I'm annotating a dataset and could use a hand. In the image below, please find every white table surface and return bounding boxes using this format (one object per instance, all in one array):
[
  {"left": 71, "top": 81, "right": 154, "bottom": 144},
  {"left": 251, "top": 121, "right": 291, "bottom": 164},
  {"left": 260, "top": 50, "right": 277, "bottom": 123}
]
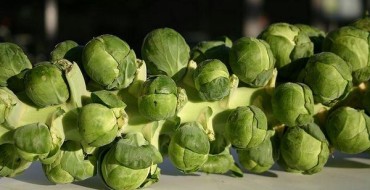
[{"left": 1, "top": 152, "right": 369, "bottom": 190}]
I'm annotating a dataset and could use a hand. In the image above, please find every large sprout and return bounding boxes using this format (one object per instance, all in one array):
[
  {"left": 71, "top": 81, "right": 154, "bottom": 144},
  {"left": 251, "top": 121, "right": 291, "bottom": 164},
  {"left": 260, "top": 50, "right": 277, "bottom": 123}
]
[
  {"left": 50, "top": 40, "right": 83, "bottom": 64},
  {"left": 272, "top": 82, "right": 314, "bottom": 127},
  {"left": 193, "top": 59, "right": 231, "bottom": 101},
  {"left": 279, "top": 123, "right": 330, "bottom": 174},
  {"left": 351, "top": 15, "right": 370, "bottom": 31},
  {"left": 0, "top": 143, "right": 32, "bottom": 177},
  {"left": 229, "top": 37, "right": 275, "bottom": 87},
  {"left": 325, "top": 107, "right": 370, "bottom": 154},
  {"left": 168, "top": 122, "right": 210, "bottom": 173},
  {"left": 225, "top": 106, "right": 271, "bottom": 149},
  {"left": 295, "top": 24, "right": 326, "bottom": 53},
  {"left": 43, "top": 141, "right": 97, "bottom": 184},
  {"left": 138, "top": 75, "right": 179, "bottom": 121},
  {"left": 24, "top": 62, "right": 70, "bottom": 107},
  {"left": 298, "top": 52, "right": 352, "bottom": 106},
  {"left": 141, "top": 28, "right": 190, "bottom": 81},
  {"left": 237, "top": 135, "right": 276, "bottom": 173},
  {"left": 82, "top": 34, "right": 137, "bottom": 89},
  {"left": 323, "top": 26, "right": 369, "bottom": 83},
  {"left": 258, "top": 23, "right": 314, "bottom": 78},
  {"left": 100, "top": 132, "right": 162, "bottom": 190},
  {"left": 0, "top": 43, "right": 32, "bottom": 87}
]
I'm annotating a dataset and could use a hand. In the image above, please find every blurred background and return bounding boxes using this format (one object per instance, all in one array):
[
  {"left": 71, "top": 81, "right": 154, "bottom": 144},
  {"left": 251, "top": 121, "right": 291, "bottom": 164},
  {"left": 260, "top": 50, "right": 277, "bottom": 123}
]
[{"left": 0, "top": 0, "right": 369, "bottom": 63}]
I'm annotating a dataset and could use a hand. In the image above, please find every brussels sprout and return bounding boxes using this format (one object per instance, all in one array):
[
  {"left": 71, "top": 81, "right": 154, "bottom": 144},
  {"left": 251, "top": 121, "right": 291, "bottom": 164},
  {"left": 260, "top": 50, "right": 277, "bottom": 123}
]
[
  {"left": 13, "top": 123, "right": 53, "bottom": 161},
  {"left": 51, "top": 40, "right": 83, "bottom": 64},
  {"left": 295, "top": 24, "right": 326, "bottom": 53},
  {"left": 258, "top": 23, "right": 314, "bottom": 78},
  {"left": 142, "top": 28, "right": 190, "bottom": 81},
  {"left": 193, "top": 59, "right": 230, "bottom": 101},
  {"left": 0, "top": 143, "right": 32, "bottom": 177},
  {"left": 138, "top": 75, "right": 178, "bottom": 121},
  {"left": 168, "top": 122, "right": 210, "bottom": 173},
  {"left": 24, "top": 62, "right": 70, "bottom": 107},
  {"left": 298, "top": 52, "right": 352, "bottom": 106},
  {"left": 82, "top": 34, "right": 137, "bottom": 89},
  {"left": 101, "top": 133, "right": 162, "bottom": 190},
  {"left": 325, "top": 107, "right": 370, "bottom": 154},
  {"left": 191, "top": 36, "right": 232, "bottom": 65},
  {"left": 0, "top": 87, "right": 17, "bottom": 125},
  {"left": 225, "top": 106, "right": 271, "bottom": 149},
  {"left": 237, "top": 135, "right": 276, "bottom": 173},
  {"left": 323, "top": 26, "right": 369, "bottom": 83},
  {"left": 229, "top": 37, "right": 275, "bottom": 87},
  {"left": 0, "top": 43, "right": 32, "bottom": 86},
  {"left": 272, "top": 82, "right": 314, "bottom": 127},
  {"left": 351, "top": 15, "right": 370, "bottom": 32},
  {"left": 78, "top": 103, "right": 126, "bottom": 147},
  {"left": 279, "top": 123, "right": 330, "bottom": 174},
  {"left": 43, "top": 141, "right": 97, "bottom": 184}
]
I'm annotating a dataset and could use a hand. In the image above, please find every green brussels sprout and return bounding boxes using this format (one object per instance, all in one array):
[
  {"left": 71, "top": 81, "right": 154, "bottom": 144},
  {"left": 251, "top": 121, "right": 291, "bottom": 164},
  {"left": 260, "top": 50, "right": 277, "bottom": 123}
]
[
  {"left": 229, "top": 37, "right": 275, "bottom": 87},
  {"left": 191, "top": 36, "right": 232, "bottom": 65},
  {"left": 225, "top": 106, "right": 271, "bottom": 149},
  {"left": 138, "top": 75, "right": 178, "bottom": 121},
  {"left": 0, "top": 87, "right": 17, "bottom": 125},
  {"left": 51, "top": 40, "right": 83, "bottom": 64},
  {"left": 325, "top": 107, "right": 370, "bottom": 154},
  {"left": 279, "top": 123, "right": 330, "bottom": 174},
  {"left": 237, "top": 135, "right": 276, "bottom": 173},
  {"left": 323, "top": 26, "right": 369, "bottom": 83},
  {"left": 13, "top": 123, "right": 53, "bottom": 161},
  {"left": 0, "top": 42, "right": 32, "bottom": 86},
  {"left": 193, "top": 59, "right": 230, "bottom": 101},
  {"left": 0, "top": 143, "right": 31, "bottom": 177},
  {"left": 142, "top": 28, "right": 190, "bottom": 81},
  {"left": 168, "top": 122, "right": 210, "bottom": 173},
  {"left": 43, "top": 141, "right": 97, "bottom": 184},
  {"left": 78, "top": 102, "right": 126, "bottom": 147},
  {"left": 272, "top": 82, "right": 314, "bottom": 127},
  {"left": 82, "top": 34, "right": 137, "bottom": 89},
  {"left": 258, "top": 23, "right": 314, "bottom": 78},
  {"left": 24, "top": 62, "right": 70, "bottom": 107},
  {"left": 351, "top": 15, "right": 370, "bottom": 32},
  {"left": 298, "top": 52, "right": 352, "bottom": 106},
  {"left": 101, "top": 133, "right": 162, "bottom": 190},
  {"left": 295, "top": 24, "right": 326, "bottom": 53}
]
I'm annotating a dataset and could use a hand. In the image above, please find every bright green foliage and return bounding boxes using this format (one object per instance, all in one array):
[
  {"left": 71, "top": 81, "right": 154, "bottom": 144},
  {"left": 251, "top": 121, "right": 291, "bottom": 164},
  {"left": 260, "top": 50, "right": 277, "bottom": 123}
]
[
  {"left": 299, "top": 52, "right": 352, "bottom": 106},
  {"left": 272, "top": 82, "right": 314, "bottom": 127},
  {"left": 82, "top": 34, "right": 137, "bottom": 89},
  {"left": 0, "top": 43, "right": 32, "bottom": 86},
  {"left": 141, "top": 28, "right": 190, "bottom": 81},
  {"left": 325, "top": 107, "right": 370, "bottom": 154},
  {"left": 279, "top": 123, "right": 330, "bottom": 174}
]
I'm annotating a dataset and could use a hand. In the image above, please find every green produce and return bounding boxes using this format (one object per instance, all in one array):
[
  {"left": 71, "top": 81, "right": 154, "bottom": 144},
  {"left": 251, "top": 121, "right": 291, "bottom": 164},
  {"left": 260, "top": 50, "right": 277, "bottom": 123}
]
[
  {"left": 43, "top": 140, "right": 97, "bottom": 184},
  {"left": 100, "top": 132, "right": 162, "bottom": 190},
  {"left": 0, "top": 143, "right": 31, "bottom": 177},
  {"left": 51, "top": 40, "right": 83, "bottom": 64},
  {"left": 193, "top": 59, "right": 231, "bottom": 101},
  {"left": 24, "top": 62, "right": 70, "bottom": 107},
  {"left": 168, "top": 122, "right": 210, "bottom": 173},
  {"left": 272, "top": 82, "right": 314, "bottom": 127},
  {"left": 82, "top": 34, "right": 137, "bottom": 89},
  {"left": 323, "top": 26, "right": 369, "bottom": 83},
  {"left": 351, "top": 14, "right": 370, "bottom": 31},
  {"left": 191, "top": 36, "right": 232, "bottom": 65},
  {"left": 142, "top": 28, "right": 190, "bottom": 81},
  {"left": 225, "top": 106, "right": 272, "bottom": 149},
  {"left": 325, "top": 107, "right": 370, "bottom": 154},
  {"left": 298, "top": 52, "right": 352, "bottom": 106},
  {"left": 258, "top": 23, "right": 314, "bottom": 78},
  {"left": 229, "top": 37, "right": 275, "bottom": 87},
  {"left": 0, "top": 43, "right": 32, "bottom": 87},
  {"left": 279, "top": 123, "right": 330, "bottom": 174},
  {"left": 295, "top": 24, "right": 326, "bottom": 53}
]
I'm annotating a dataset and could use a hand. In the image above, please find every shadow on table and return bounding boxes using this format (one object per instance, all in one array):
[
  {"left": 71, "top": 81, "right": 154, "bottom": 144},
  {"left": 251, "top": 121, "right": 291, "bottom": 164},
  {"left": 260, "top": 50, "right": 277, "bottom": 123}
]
[{"left": 325, "top": 152, "right": 370, "bottom": 168}]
